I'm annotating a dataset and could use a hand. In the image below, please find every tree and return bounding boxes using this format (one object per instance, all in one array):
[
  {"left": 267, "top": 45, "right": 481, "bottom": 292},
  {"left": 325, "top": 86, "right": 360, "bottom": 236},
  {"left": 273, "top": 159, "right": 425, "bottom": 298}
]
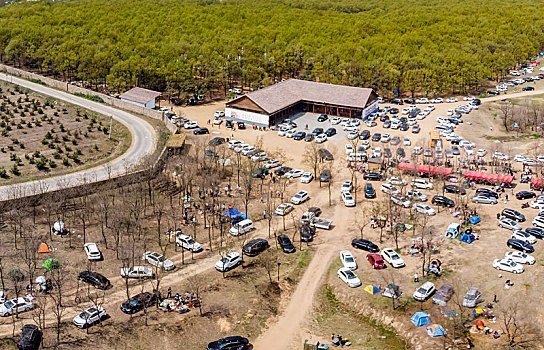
[
  {"left": 499, "top": 299, "right": 538, "bottom": 348},
  {"left": 500, "top": 100, "right": 514, "bottom": 132},
  {"left": 302, "top": 143, "right": 323, "bottom": 179}
]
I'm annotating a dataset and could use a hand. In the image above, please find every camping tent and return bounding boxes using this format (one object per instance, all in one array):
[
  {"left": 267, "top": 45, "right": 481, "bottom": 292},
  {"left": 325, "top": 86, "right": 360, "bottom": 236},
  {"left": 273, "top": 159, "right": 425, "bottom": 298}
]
[
  {"left": 223, "top": 208, "right": 248, "bottom": 220},
  {"left": 364, "top": 284, "right": 380, "bottom": 295},
  {"left": 381, "top": 284, "right": 402, "bottom": 299},
  {"left": 411, "top": 311, "right": 431, "bottom": 327},
  {"left": 469, "top": 216, "right": 481, "bottom": 224},
  {"left": 37, "top": 242, "right": 50, "bottom": 253},
  {"left": 426, "top": 324, "right": 446, "bottom": 337},
  {"left": 460, "top": 233, "right": 475, "bottom": 244},
  {"left": 42, "top": 258, "right": 62, "bottom": 272}
]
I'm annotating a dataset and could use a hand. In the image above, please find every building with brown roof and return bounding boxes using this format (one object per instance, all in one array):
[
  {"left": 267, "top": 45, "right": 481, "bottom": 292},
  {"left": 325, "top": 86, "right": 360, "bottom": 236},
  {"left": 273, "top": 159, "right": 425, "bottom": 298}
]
[
  {"left": 119, "top": 87, "right": 161, "bottom": 109},
  {"left": 226, "top": 79, "right": 378, "bottom": 127}
]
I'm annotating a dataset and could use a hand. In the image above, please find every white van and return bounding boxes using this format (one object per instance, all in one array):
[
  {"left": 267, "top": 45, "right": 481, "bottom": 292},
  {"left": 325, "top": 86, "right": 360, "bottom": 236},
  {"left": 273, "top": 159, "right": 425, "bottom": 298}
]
[{"left": 229, "top": 219, "right": 254, "bottom": 236}]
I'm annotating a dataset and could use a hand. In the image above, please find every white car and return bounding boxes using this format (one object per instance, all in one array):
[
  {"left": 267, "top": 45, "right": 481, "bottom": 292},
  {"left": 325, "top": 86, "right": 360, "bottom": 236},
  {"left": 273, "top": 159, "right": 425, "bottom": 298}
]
[
  {"left": 391, "top": 196, "right": 411, "bottom": 208},
  {"left": 413, "top": 146, "right": 423, "bottom": 155},
  {"left": 291, "top": 190, "right": 309, "bottom": 205},
  {"left": 512, "top": 230, "right": 537, "bottom": 244},
  {"left": 183, "top": 121, "right": 198, "bottom": 129},
  {"left": 228, "top": 140, "right": 243, "bottom": 149},
  {"left": 285, "top": 129, "right": 297, "bottom": 138},
  {"left": 413, "top": 282, "right": 436, "bottom": 301},
  {"left": 347, "top": 131, "right": 359, "bottom": 140},
  {"left": 459, "top": 139, "right": 475, "bottom": 148},
  {"left": 530, "top": 199, "right": 544, "bottom": 209},
  {"left": 215, "top": 252, "right": 243, "bottom": 272},
  {"left": 340, "top": 118, "right": 350, "bottom": 127},
  {"left": 446, "top": 109, "right": 454, "bottom": 116},
  {"left": 371, "top": 147, "right": 382, "bottom": 158},
  {"left": 504, "top": 251, "right": 535, "bottom": 265},
  {"left": 446, "top": 97, "right": 458, "bottom": 103},
  {"left": 0, "top": 297, "right": 34, "bottom": 317},
  {"left": 350, "top": 119, "right": 361, "bottom": 126},
  {"left": 415, "top": 98, "right": 429, "bottom": 104},
  {"left": 72, "top": 306, "right": 107, "bottom": 328},
  {"left": 213, "top": 117, "right": 223, "bottom": 125},
  {"left": 380, "top": 133, "right": 391, "bottom": 143},
  {"left": 533, "top": 216, "right": 544, "bottom": 228},
  {"left": 524, "top": 158, "right": 537, "bottom": 166},
  {"left": 234, "top": 143, "right": 250, "bottom": 153},
  {"left": 492, "top": 152, "right": 509, "bottom": 161},
  {"left": 433, "top": 98, "right": 444, "bottom": 103},
  {"left": 345, "top": 144, "right": 354, "bottom": 155},
  {"left": 387, "top": 176, "right": 407, "bottom": 186},
  {"left": 214, "top": 111, "right": 225, "bottom": 118},
  {"left": 264, "top": 159, "right": 281, "bottom": 169},
  {"left": 142, "top": 251, "right": 175, "bottom": 271},
  {"left": 284, "top": 169, "right": 304, "bottom": 179},
  {"left": 274, "top": 203, "right": 294, "bottom": 216},
  {"left": 341, "top": 180, "right": 353, "bottom": 193},
  {"left": 331, "top": 117, "right": 342, "bottom": 125},
  {"left": 241, "top": 146, "right": 257, "bottom": 156},
  {"left": 120, "top": 266, "right": 154, "bottom": 279},
  {"left": 514, "top": 154, "right": 526, "bottom": 162},
  {"left": 380, "top": 183, "right": 400, "bottom": 196},
  {"left": 342, "top": 192, "right": 356, "bottom": 207},
  {"left": 406, "top": 189, "right": 427, "bottom": 202},
  {"left": 337, "top": 267, "right": 362, "bottom": 288},
  {"left": 476, "top": 149, "right": 487, "bottom": 157},
  {"left": 301, "top": 172, "right": 314, "bottom": 183},
  {"left": 411, "top": 178, "right": 433, "bottom": 190},
  {"left": 251, "top": 152, "right": 268, "bottom": 162},
  {"left": 175, "top": 234, "right": 202, "bottom": 252},
  {"left": 315, "top": 134, "right": 327, "bottom": 143},
  {"left": 497, "top": 218, "right": 521, "bottom": 231},
  {"left": 403, "top": 137, "right": 411, "bottom": 146},
  {"left": 366, "top": 120, "right": 377, "bottom": 127},
  {"left": 492, "top": 259, "right": 524, "bottom": 274},
  {"left": 83, "top": 243, "right": 102, "bottom": 261},
  {"left": 463, "top": 96, "right": 475, "bottom": 101},
  {"left": 412, "top": 203, "right": 436, "bottom": 216},
  {"left": 277, "top": 127, "right": 288, "bottom": 136},
  {"left": 380, "top": 248, "right": 405, "bottom": 268},
  {"left": 340, "top": 250, "right": 357, "bottom": 270},
  {"left": 401, "top": 108, "right": 411, "bottom": 115}
]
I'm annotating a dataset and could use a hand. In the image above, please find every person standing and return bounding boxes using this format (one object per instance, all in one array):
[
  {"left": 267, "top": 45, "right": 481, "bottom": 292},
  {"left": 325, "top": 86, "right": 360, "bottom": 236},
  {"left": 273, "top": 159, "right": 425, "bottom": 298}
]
[
  {"left": 414, "top": 273, "right": 419, "bottom": 283},
  {"left": 167, "top": 287, "right": 172, "bottom": 299}
]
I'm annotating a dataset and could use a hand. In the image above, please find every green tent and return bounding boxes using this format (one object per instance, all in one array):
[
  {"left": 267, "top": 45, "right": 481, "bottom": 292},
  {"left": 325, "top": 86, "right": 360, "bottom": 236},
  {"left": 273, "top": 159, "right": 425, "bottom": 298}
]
[{"left": 42, "top": 258, "right": 62, "bottom": 272}]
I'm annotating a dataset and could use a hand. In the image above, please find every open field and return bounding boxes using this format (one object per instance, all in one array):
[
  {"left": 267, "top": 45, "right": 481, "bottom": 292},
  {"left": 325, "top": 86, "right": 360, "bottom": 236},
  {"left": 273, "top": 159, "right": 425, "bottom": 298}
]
[{"left": 0, "top": 80, "right": 130, "bottom": 185}]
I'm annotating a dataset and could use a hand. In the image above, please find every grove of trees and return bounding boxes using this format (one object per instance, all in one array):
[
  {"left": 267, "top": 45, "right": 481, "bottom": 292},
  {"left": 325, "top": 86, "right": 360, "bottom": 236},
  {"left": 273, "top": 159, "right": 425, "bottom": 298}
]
[{"left": 0, "top": 0, "right": 543, "bottom": 99}]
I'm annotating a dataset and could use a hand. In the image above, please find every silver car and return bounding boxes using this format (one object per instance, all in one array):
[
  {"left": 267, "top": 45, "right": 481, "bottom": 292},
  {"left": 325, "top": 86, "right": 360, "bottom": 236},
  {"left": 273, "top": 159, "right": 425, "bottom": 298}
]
[{"left": 471, "top": 195, "right": 497, "bottom": 204}]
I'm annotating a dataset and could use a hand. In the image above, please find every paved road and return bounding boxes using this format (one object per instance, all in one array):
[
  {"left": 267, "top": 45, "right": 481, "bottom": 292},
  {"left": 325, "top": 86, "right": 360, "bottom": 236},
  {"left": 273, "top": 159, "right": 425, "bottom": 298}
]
[{"left": 0, "top": 73, "right": 158, "bottom": 201}]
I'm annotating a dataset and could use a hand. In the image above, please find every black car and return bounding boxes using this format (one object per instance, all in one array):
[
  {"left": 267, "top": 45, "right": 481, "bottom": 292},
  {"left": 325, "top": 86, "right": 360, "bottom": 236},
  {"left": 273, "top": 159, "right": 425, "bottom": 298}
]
[
  {"left": 312, "top": 127, "right": 324, "bottom": 135},
  {"left": 300, "top": 224, "right": 315, "bottom": 242},
  {"left": 487, "top": 90, "right": 500, "bottom": 95},
  {"left": 390, "top": 98, "right": 403, "bottom": 105},
  {"left": 431, "top": 195, "right": 455, "bottom": 208},
  {"left": 317, "top": 114, "right": 328, "bottom": 122},
  {"left": 242, "top": 238, "right": 269, "bottom": 257},
  {"left": 516, "top": 191, "right": 536, "bottom": 200},
  {"left": 274, "top": 166, "right": 292, "bottom": 176},
  {"left": 363, "top": 172, "right": 382, "bottom": 181},
  {"left": 78, "top": 271, "right": 111, "bottom": 290},
  {"left": 359, "top": 130, "right": 370, "bottom": 140},
  {"left": 318, "top": 148, "right": 334, "bottom": 161},
  {"left": 476, "top": 188, "right": 498, "bottom": 198},
  {"left": 396, "top": 148, "right": 405, "bottom": 157},
  {"left": 523, "top": 86, "right": 535, "bottom": 91},
  {"left": 372, "top": 133, "right": 381, "bottom": 142},
  {"left": 525, "top": 227, "right": 544, "bottom": 239},
  {"left": 383, "top": 120, "right": 391, "bottom": 128},
  {"left": 452, "top": 146, "right": 460, "bottom": 155},
  {"left": 170, "top": 97, "right": 182, "bottom": 106},
  {"left": 325, "top": 128, "right": 336, "bottom": 137},
  {"left": 351, "top": 238, "right": 379, "bottom": 253},
  {"left": 237, "top": 122, "right": 246, "bottom": 129},
  {"left": 399, "top": 117, "right": 407, "bottom": 124},
  {"left": 365, "top": 183, "right": 376, "bottom": 199},
  {"left": 444, "top": 185, "right": 466, "bottom": 195},
  {"left": 399, "top": 123, "right": 409, "bottom": 131},
  {"left": 304, "top": 134, "right": 314, "bottom": 142},
  {"left": 473, "top": 99, "right": 481, "bottom": 106},
  {"left": 502, "top": 208, "right": 525, "bottom": 222},
  {"left": 206, "top": 336, "right": 252, "bottom": 350},
  {"left": 308, "top": 207, "right": 322, "bottom": 217},
  {"left": 277, "top": 235, "right": 296, "bottom": 253},
  {"left": 226, "top": 120, "right": 234, "bottom": 128},
  {"left": 121, "top": 292, "right": 158, "bottom": 314},
  {"left": 447, "top": 118, "right": 459, "bottom": 125},
  {"left": 193, "top": 127, "right": 209, "bottom": 135},
  {"left": 294, "top": 131, "right": 306, "bottom": 140},
  {"left": 17, "top": 324, "right": 42, "bottom": 350},
  {"left": 251, "top": 167, "right": 268, "bottom": 179},
  {"left": 389, "top": 108, "right": 399, "bottom": 114},
  {"left": 208, "top": 137, "right": 226, "bottom": 146},
  {"left": 320, "top": 169, "right": 332, "bottom": 182},
  {"left": 507, "top": 239, "right": 534, "bottom": 253}
]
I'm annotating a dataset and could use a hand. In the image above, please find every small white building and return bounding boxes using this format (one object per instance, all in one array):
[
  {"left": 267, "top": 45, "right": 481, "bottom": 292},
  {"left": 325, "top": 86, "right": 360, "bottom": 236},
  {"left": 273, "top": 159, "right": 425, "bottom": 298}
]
[{"left": 119, "top": 87, "right": 161, "bottom": 109}]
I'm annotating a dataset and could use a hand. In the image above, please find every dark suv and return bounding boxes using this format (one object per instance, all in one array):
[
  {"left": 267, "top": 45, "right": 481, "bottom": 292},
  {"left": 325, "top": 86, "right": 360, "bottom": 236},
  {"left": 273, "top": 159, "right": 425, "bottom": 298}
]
[
  {"left": 476, "top": 188, "right": 498, "bottom": 198},
  {"left": 502, "top": 208, "right": 525, "bottom": 222},
  {"left": 516, "top": 191, "right": 536, "bottom": 200},
  {"left": 372, "top": 133, "right": 381, "bottom": 142},
  {"left": 300, "top": 224, "right": 315, "bottom": 242},
  {"left": 320, "top": 170, "right": 332, "bottom": 182},
  {"left": 444, "top": 185, "right": 466, "bottom": 195},
  {"left": 317, "top": 114, "right": 328, "bottom": 122},
  {"left": 121, "top": 292, "right": 157, "bottom": 314},
  {"left": 363, "top": 172, "right": 382, "bottom": 181},
  {"left": 431, "top": 195, "right": 455, "bottom": 208},
  {"left": 242, "top": 239, "right": 269, "bottom": 257},
  {"left": 78, "top": 271, "right": 111, "bottom": 290},
  {"left": 277, "top": 235, "right": 296, "bottom": 254},
  {"left": 17, "top": 324, "right": 42, "bottom": 350},
  {"left": 365, "top": 183, "right": 376, "bottom": 199},
  {"left": 207, "top": 336, "right": 252, "bottom": 350},
  {"left": 359, "top": 130, "right": 370, "bottom": 140}
]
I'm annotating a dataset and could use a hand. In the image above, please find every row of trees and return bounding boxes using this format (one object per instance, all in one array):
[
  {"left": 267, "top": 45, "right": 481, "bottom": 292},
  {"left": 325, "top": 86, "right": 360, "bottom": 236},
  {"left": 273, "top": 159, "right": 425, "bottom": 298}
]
[{"left": 0, "top": 0, "right": 543, "bottom": 98}]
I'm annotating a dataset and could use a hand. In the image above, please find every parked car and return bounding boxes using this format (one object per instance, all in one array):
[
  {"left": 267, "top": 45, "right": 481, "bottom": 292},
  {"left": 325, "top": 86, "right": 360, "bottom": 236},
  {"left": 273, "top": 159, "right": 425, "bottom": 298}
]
[
  {"left": 291, "top": 190, "right": 310, "bottom": 205},
  {"left": 264, "top": 159, "right": 281, "bottom": 169},
  {"left": 337, "top": 267, "right": 362, "bottom": 288},
  {"left": 301, "top": 172, "right": 314, "bottom": 183},
  {"left": 525, "top": 227, "right": 544, "bottom": 239},
  {"left": 72, "top": 306, "right": 107, "bottom": 329},
  {"left": 340, "top": 250, "right": 357, "bottom": 270},
  {"left": 351, "top": 238, "right": 379, "bottom": 252},
  {"left": 317, "top": 114, "right": 328, "bottom": 122},
  {"left": 215, "top": 252, "right": 242, "bottom": 272},
  {"left": 471, "top": 195, "right": 497, "bottom": 204},
  {"left": 17, "top": 324, "right": 42, "bottom": 350},
  {"left": 381, "top": 183, "right": 400, "bottom": 196},
  {"left": 367, "top": 253, "right": 386, "bottom": 269},
  {"left": 507, "top": 239, "right": 534, "bottom": 253},
  {"left": 284, "top": 169, "right": 304, "bottom": 179},
  {"left": 341, "top": 192, "right": 356, "bottom": 207},
  {"left": 277, "top": 235, "right": 295, "bottom": 254},
  {"left": 274, "top": 203, "right": 294, "bottom": 216},
  {"left": 411, "top": 178, "right": 433, "bottom": 190},
  {"left": 502, "top": 208, "right": 525, "bottom": 222},
  {"left": 444, "top": 185, "right": 466, "bottom": 195},
  {"left": 363, "top": 172, "right": 382, "bottom": 181},
  {"left": 120, "top": 266, "right": 154, "bottom": 279},
  {"left": 511, "top": 230, "right": 537, "bottom": 244},
  {"left": 142, "top": 251, "right": 175, "bottom": 271},
  {"left": 206, "top": 336, "right": 251, "bottom": 350},
  {"left": 193, "top": 127, "right": 209, "bottom": 135},
  {"left": 504, "top": 251, "right": 535, "bottom": 265},
  {"left": 498, "top": 218, "right": 522, "bottom": 231},
  {"left": 175, "top": 234, "right": 203, "bottom": 252},
  {"left": 83, "top": 243, "right": 102, "bottom": 261},
  {"left": 462, "top": 287, "right": 483, "bottom": 308},
  {"left": 413, "top": 282, "right": 436, "bottom": 301},
  {"left": 493, "top": 258, "right": 524, "bottom": 274},
  {"left": 431, "top": 195, "right": 454, "bottom": 207},
  {"left": 380, "top": 248, "right": 405, "bottom": 268},
  {"left": 121, "top": 292, "right": 158, "bottom": 314},
  {"left": 406, "top": 189, "right": 427, "bottom": 202},
  {"left": 365, "top": 183, "right": 376, "bottom": 198},
  {"left": 0, "top": 297, "right": 34, "bottom": 317},
  {"left": 78, "top": 271, "right": 111, "bottom": 290},
  {"left": 274, "top": 166, "right": 292, "bottom": 176},
  {"left": 516, "top": 191, "right": 536, "bottom": 200},
  {"left": 325, "top": 128, "right": 337, "bottom": 137},
  {"left": 320, "top": 169, "right": 332, "bottom": 182},
  {"left": 412, "top": 203, "right": 436, "bottom": 216},
  {"left": 243, "top": 238, "right": 270, "bottom": 257},
  {"left": 300, "top": 224, "right": 315, "bottom": 242},
  {"left": 432, "top": 284, "right": 454, "bottom": 305}
]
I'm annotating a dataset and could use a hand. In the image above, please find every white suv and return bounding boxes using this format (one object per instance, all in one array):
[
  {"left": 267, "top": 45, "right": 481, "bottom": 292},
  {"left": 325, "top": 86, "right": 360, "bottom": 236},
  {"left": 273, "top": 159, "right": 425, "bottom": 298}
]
[{"left": 411, "top": 178, "right": 433, "bottom": 190}]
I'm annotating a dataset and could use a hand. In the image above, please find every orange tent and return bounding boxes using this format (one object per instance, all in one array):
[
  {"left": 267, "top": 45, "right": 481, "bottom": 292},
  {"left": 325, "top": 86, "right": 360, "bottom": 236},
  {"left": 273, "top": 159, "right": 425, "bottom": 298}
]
[{"left": 37, "top": 243, "right": 50, "bottom": 253}]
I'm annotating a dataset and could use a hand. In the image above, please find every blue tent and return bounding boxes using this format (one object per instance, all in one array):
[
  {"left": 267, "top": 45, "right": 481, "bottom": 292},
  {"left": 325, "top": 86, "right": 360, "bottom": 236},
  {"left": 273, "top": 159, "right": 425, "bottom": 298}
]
[
  {"left": 460, "top": 233, "right": 475, "bottom": 244},
  {"left": 223, "top": 208, "right": 247, "bottom": 220},
  {"left": 426, "top": 324, "right": 446, "bottom": 337},
  {"left": 411, "top": 311, "right": 431, "bottom": 327},
  {"left": 469, "top": 216, "right": 481, "bottom": 224}
]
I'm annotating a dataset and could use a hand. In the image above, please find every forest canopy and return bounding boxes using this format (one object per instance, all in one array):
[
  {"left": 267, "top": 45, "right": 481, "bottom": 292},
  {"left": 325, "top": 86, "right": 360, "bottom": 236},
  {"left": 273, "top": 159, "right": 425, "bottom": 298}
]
[{"left": 0, "top": 0, "right": 543, "bottom": 98}]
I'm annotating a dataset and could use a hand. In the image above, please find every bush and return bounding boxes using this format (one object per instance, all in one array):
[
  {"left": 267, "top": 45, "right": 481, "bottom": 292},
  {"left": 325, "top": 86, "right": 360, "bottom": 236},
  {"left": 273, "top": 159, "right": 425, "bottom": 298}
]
[{"left": 10, "top": 164, "right": 20, "bottom": 176}]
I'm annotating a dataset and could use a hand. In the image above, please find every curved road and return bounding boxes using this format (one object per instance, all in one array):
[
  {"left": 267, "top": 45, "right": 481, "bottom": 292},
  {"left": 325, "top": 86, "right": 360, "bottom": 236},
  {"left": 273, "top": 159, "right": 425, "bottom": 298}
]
[{"left": 0, "top": 73, "right": 157, "bottom": 201}]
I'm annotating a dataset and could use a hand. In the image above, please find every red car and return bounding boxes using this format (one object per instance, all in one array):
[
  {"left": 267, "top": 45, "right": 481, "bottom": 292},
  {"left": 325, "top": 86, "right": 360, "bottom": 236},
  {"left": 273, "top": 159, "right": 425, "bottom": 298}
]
[{"left": 367, "top": 253, "right": 386, "bottom": 269}]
